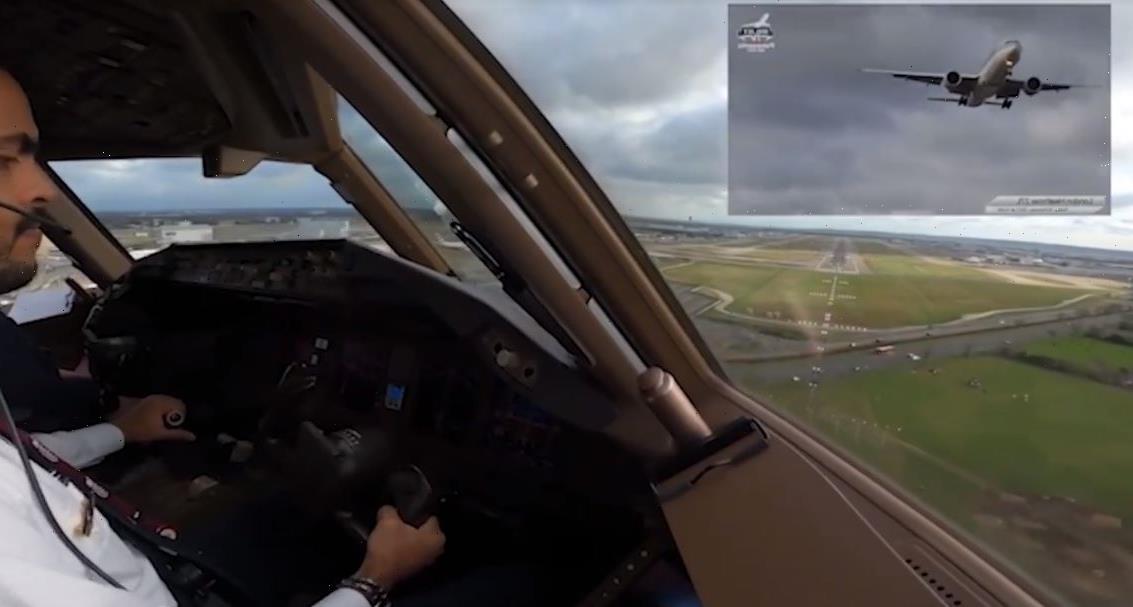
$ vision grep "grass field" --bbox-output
[863,253,993,280]
[738,249,822,263]
[650,255,693,270]
[664,261,1093,328]
[740,356,1133,520]
[846,239,901,255]
[671,245,819,264]
[758,236,835,251]
[1023,336,1133,374]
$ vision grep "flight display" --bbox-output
[727,4,1112,215]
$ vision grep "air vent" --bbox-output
[904,557,963,606]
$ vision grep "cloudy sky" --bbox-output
[728,4,1110,215]
[53,0,1132,251]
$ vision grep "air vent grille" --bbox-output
[904,557,964,606]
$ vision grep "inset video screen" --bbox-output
[727,4,1111,216]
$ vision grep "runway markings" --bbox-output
[826,275,840,305]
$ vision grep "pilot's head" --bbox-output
[0,69,56,294]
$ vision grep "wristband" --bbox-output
[336,575,392,607]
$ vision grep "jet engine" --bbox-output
[944,71,963,92]
[1024,76,1042,95]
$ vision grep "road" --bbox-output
[728,312,1127,384]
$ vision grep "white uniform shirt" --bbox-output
[0,427,366,606]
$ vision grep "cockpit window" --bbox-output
[336,96,500,286]
[51,159,387,259]
[448,1,1132,604]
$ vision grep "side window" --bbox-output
[2,238,93,324]
[336,95,502,286]
[449,3,1129,605]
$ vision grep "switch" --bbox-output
[495,348,518,369]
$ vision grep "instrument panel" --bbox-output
[287,328,567,475]
[104,240,617,433]
[87,240,626,499]
[132,241,350,299]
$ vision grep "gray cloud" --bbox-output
[728,4,1111,214]
[451,1,726,113]
[53,159,342,212]
[599,101,728,186]
[448,0,1131,249]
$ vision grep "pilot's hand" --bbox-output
[358,505,445,588]
[110,395,197,444]
[58,356,91,380]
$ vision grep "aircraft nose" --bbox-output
[1007,41,1022,62]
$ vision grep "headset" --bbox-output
[0,199,72,235]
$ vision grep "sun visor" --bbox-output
[203,145,267,178]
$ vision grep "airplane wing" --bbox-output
[1000,79,1081,97]
[861,69,978,93]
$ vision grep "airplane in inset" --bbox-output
[862,40,1085,109]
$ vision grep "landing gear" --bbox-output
[958,96,969,107]
[1001,99,1013,109]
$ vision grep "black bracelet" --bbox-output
[336,576,391,607]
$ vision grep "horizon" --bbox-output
[88,203,1133,257]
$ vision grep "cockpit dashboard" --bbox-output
[83,240,651,544]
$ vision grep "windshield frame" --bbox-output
[341,0,726,376]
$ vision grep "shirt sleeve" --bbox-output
[311,588,370,607]
[31,423,126,469]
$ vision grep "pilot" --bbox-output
[0,67,445,605]
[0,63,197,461]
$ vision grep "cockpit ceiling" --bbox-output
[0,0,231,160]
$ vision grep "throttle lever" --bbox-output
[387,465,436,528]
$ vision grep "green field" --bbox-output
[650,255,693,270]
[863,253,993,280]
[739,249,821,263]
[664,261,1092,328]
[1023,336,1133,375]
[846,239,901,254]
[758,236,835,251]
[670,244,819,264]
[739,356,1133,520]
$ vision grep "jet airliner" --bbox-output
[862,40,1081,108]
